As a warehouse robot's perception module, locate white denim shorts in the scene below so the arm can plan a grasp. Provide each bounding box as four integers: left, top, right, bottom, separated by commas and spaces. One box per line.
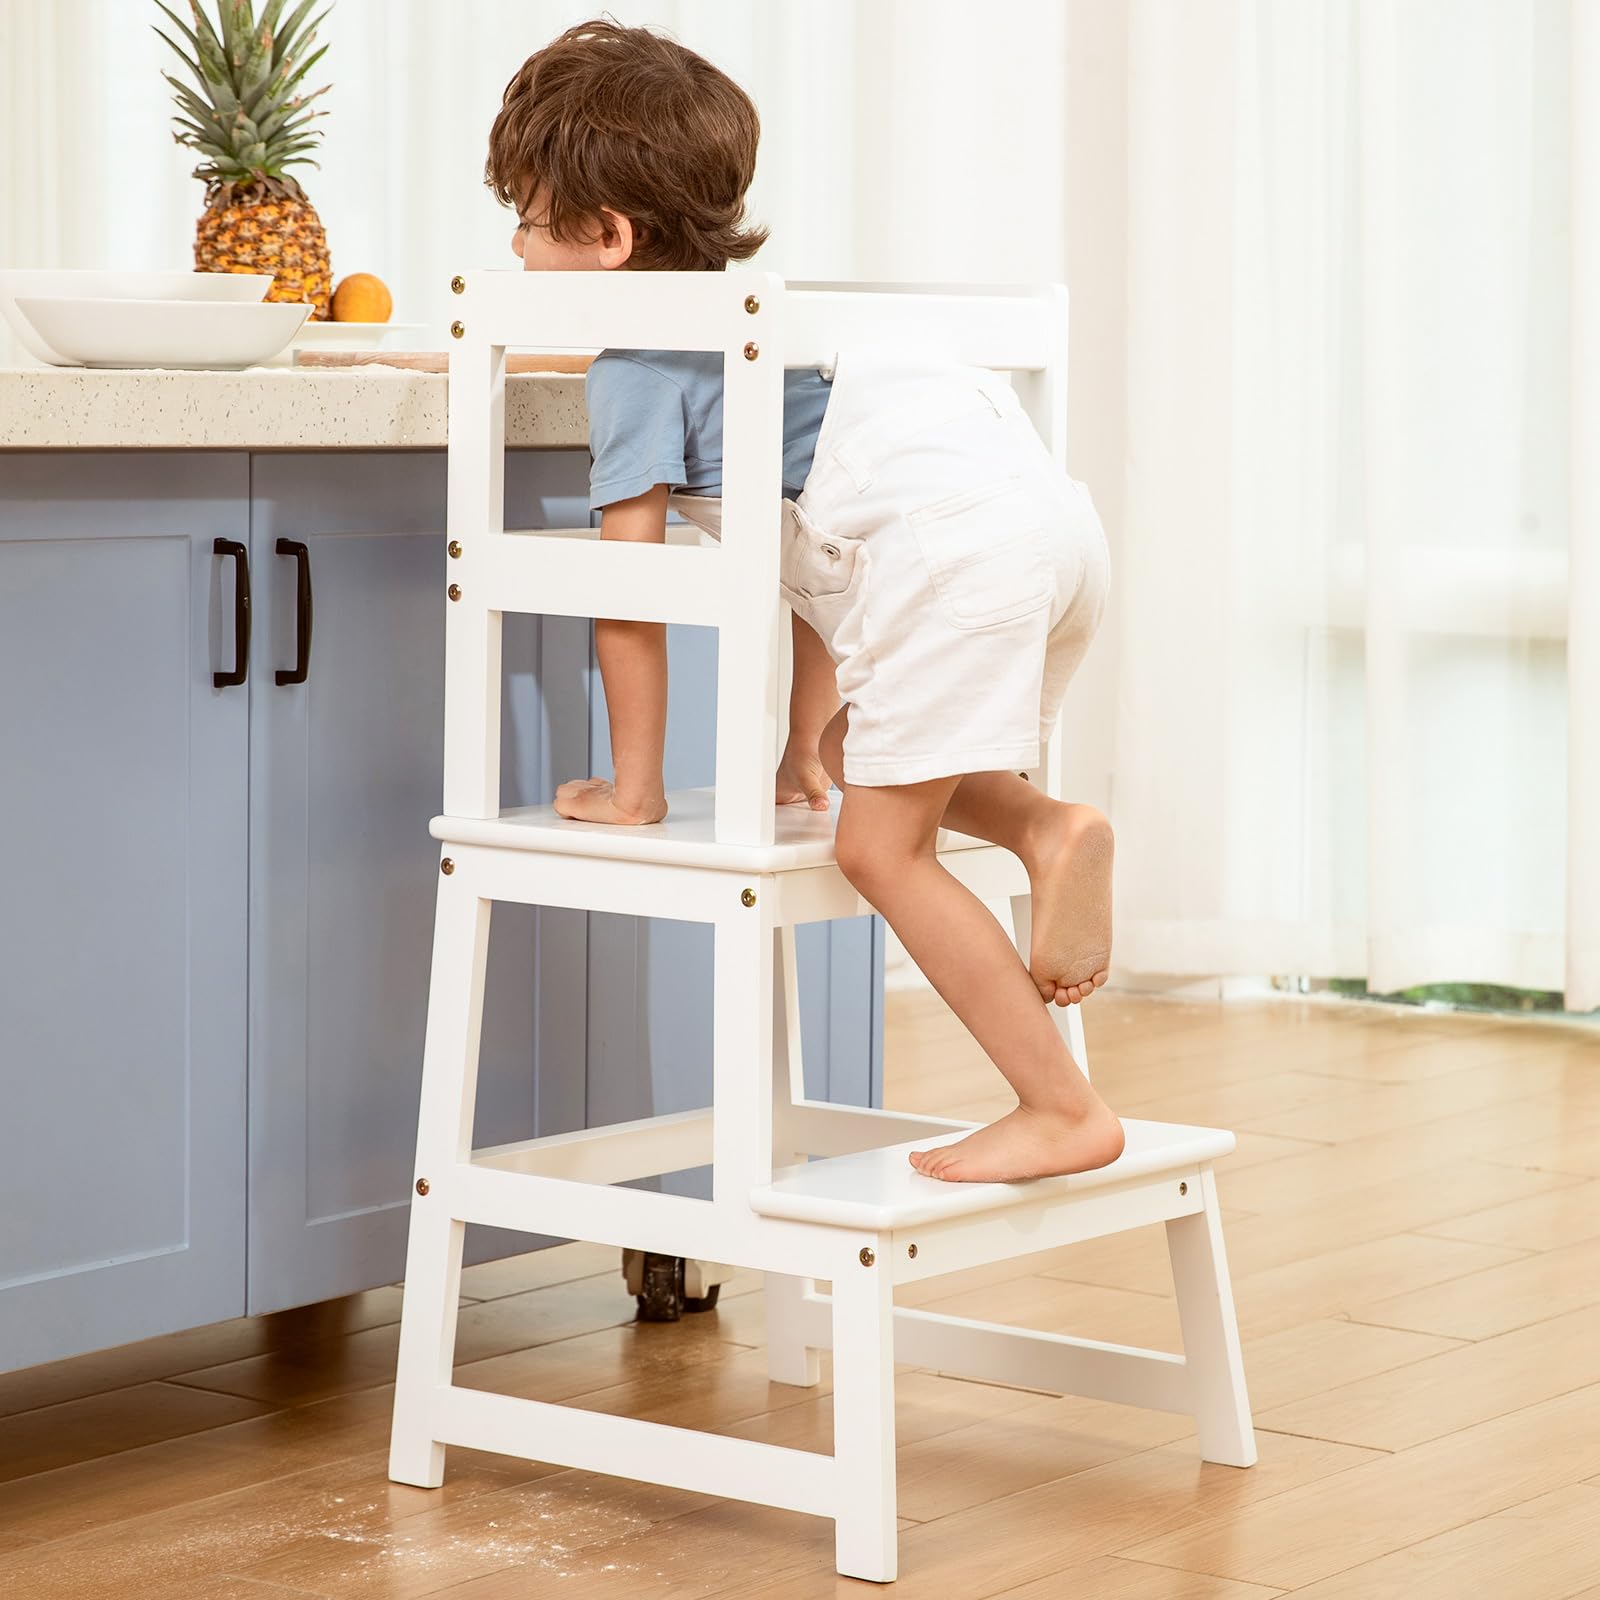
671, 347, 1109, 787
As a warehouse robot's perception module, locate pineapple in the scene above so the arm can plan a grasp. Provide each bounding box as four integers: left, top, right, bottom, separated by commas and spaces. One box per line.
156, 0, 335, 318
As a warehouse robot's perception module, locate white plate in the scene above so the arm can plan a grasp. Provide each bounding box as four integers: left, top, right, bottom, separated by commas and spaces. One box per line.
0, 269, 272, 365
290, 320, 426, 349
14, 295, 309, 370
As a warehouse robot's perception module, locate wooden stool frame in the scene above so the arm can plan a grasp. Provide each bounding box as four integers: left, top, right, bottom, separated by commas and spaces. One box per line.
388, 271, 1255, 1583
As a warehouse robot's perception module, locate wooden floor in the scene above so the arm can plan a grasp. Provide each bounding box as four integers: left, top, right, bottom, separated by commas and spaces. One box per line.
2, 992, 1599, 1598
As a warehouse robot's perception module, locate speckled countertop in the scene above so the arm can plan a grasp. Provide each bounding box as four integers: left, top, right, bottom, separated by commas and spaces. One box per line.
0, 366, 589, 450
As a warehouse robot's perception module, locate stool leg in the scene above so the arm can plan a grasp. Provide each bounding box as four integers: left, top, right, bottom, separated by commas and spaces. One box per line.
1166, 1167, 1257, 1468
832, 1239, 897, 1582
388, 866, 492, 1487
766, 1273, 822, 1387
713, 884, 774, 1200
767, 928, 821, 1385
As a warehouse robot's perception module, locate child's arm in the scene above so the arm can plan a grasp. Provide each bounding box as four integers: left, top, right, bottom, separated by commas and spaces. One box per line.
552, 484, 671, 825
776, 611, 840, 810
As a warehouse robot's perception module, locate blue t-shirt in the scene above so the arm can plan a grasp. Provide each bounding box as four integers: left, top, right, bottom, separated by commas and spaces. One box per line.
585, 348, 833, 512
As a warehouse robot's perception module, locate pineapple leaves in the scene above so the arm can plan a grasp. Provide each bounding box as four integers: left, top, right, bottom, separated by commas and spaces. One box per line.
256, 0, 290, 45
238, 22, 275, 103
162, 71, 231, 139
221, 0, 253, 69
171, 114, 223, 146
256, 80, 330, 142
153, 28, 199, 91
161, 0, 332, 180
243, 33, 325, 121
168, 3, 239, 123
273, 0, 324, 67
185, 1, 232, 87
151, 7, 211, 89
264, 9, 332, 114
152, 3, 203, 58
276, 38, 330, 101
153, 30, 223, 118
242, 4, 329, 122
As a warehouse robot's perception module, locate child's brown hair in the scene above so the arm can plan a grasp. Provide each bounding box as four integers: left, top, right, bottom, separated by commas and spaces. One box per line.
486, 16, 769, 272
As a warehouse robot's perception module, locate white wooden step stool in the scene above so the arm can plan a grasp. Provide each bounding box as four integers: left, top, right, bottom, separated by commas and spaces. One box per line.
387, 270, 1255, 1583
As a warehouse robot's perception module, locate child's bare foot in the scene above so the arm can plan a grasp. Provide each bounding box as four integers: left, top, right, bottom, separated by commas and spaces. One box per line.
1024, 803, 1113, 1005
909, 1102, 1125, 1184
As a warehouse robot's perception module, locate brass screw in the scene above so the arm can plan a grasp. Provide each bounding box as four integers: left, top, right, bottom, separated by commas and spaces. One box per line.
416, 1177, 429, 1195
450, 320, 465, 339
743, 341, 759, 361
448, 540, 462, 558
440, 858, 455, 875
907, 1243, 918, 1259
744, 294, 760, 314
450, 275, 465, 294
1179, 1181, 1188, 1196
859, 1247, 875, 1267
741, 888, 757, 907
448, 583, 462, 601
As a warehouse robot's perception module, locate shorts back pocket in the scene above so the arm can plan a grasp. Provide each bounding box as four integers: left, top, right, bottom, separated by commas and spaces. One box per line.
906, 477, 1054, 630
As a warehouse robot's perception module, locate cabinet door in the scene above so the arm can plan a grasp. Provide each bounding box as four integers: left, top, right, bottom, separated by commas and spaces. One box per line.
0, 454, 250, 1372
246, 452, 591, 1315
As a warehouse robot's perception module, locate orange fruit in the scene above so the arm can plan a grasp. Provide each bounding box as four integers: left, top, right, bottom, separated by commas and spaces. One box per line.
330, 272, 393, 323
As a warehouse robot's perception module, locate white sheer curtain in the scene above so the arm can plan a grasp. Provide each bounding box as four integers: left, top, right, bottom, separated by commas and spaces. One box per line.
1110, 0, 1597, 1009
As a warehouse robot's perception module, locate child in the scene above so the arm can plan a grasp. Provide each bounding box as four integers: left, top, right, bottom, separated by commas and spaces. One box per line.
486, 18, 1123, 1184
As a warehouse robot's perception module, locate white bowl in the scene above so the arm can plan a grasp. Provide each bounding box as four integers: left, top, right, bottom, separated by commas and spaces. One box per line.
13, 295, 309, 371
0, 269, 273, 365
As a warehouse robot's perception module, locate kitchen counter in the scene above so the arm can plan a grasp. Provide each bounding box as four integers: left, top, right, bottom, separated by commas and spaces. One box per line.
0, 364, 589, 450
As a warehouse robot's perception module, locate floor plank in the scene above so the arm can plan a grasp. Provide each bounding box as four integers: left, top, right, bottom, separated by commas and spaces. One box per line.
1283, 1482, 1600, 1600
0, 1381, 278, 1485
1417, 1177, 1600, 1251
1256, 1303, 1600, 1451
1119, 1382, 1600, 1589
1348, 1233, 1600, 1340
993, 1561, 1284, 1599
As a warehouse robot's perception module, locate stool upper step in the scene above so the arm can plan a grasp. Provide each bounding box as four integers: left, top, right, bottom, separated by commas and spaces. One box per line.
430, 786, 992, 872
749, 1118, 1235, 1230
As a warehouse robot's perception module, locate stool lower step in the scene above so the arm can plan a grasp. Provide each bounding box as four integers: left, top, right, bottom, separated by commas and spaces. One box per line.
751, 1117, 1237, 1229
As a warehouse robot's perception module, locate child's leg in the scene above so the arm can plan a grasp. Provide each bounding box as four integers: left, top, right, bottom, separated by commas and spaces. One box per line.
939, 772, 1113, 1007
830, 767, 1124, 1184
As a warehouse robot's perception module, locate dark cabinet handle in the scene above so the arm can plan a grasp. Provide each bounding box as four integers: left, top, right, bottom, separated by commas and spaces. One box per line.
275, 538, 313, 685
213, 538, 251, 687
